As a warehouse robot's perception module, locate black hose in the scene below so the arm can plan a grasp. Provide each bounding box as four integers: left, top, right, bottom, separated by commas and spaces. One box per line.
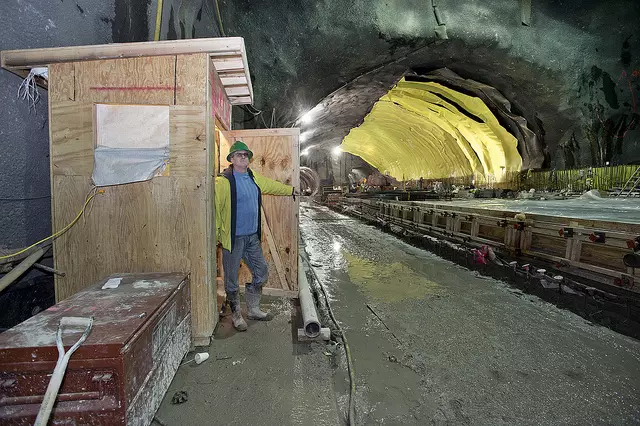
300, 249, 356, 426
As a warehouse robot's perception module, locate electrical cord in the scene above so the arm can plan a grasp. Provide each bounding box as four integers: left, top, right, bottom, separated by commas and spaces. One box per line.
0, 188, 103, 261
153, 0, 163, 41
214, 0, 226, 37
300, 249, 356, 426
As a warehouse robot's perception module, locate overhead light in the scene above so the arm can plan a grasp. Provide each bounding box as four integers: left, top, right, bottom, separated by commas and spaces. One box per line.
332, 146, 342, 156
300, 131, 313, 142
300, 105, 323, 125
300, 145, 316, 156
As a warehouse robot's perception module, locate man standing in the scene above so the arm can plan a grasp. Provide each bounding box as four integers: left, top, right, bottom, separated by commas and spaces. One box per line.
216, 141, 295, 331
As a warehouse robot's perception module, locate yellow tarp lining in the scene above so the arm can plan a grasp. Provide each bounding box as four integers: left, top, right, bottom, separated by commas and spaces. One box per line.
341, 78, 522, 182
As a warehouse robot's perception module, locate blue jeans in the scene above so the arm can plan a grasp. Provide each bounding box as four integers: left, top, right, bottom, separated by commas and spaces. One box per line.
222, 233, 269, 295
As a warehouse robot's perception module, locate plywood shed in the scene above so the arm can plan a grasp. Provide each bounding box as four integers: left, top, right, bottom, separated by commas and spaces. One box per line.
1, 38, 298, 347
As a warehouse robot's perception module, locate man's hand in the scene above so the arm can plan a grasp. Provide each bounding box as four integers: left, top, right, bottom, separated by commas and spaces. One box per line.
292, 187, 300, 200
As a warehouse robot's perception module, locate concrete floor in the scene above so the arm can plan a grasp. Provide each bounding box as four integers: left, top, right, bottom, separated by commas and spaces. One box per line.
156, 201, 640, 425
301, 202, 640, 425
154, 297, 340, 426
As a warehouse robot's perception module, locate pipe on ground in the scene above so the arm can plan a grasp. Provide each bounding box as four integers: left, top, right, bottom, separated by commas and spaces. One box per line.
0, 247, 45, 293
298, 255, 321, 338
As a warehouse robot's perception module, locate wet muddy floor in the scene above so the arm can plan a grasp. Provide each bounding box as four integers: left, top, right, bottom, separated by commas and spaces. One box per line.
300, 202, 640, 425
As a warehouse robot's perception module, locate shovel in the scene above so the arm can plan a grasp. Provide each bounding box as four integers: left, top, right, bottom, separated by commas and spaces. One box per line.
34, 316, 94, 426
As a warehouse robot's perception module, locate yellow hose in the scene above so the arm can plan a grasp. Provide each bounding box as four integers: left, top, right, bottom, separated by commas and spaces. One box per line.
0, 190, 103, 261
154, 0, 164, 41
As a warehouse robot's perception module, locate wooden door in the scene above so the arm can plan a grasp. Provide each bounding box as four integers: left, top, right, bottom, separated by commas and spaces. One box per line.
219, 129, 300, 296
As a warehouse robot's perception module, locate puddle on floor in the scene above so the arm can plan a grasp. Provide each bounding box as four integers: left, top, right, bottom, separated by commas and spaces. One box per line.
343, 251, 442, 302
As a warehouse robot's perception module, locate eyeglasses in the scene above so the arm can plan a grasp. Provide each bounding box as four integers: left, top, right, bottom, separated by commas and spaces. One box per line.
233, 152, 250, 158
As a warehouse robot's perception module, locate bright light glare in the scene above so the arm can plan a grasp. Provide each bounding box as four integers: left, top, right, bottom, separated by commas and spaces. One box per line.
300, 131, 312, 142
300, 145, 316, 156
332, 146, 342, 156
300, 105, 323, 124
332, 241, 341, 253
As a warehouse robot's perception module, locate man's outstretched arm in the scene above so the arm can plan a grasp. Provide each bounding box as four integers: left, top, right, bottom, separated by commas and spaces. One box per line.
254, 172, 297, 196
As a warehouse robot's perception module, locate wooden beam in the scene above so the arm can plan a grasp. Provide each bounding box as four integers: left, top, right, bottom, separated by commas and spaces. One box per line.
261, 206, 290, 291
211, 59, 245, 72
219, 76, 248, 86
238, 284, 297, 299
1, 37, 245, 68
225, 86, 251, 97
229, 96, 253, 105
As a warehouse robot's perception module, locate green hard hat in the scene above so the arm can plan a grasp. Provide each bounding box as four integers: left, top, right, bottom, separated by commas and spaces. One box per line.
227, 140, 253, 162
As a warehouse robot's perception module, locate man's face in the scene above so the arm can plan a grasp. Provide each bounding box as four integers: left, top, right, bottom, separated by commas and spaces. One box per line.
230, 150, 250, 168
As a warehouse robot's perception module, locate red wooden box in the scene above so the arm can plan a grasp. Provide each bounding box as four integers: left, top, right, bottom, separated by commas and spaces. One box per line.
0, 272, 191, 425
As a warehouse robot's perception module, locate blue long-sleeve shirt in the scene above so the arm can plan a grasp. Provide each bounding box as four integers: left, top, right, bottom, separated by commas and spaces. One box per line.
233, 170, 259, 236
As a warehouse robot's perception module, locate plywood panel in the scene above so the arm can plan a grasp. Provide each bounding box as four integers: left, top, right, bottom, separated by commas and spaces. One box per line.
580, 242, 628, 273
170, 106, 207, 176
52, 176, 213, 341
530, 234, 566, 257
74, 56, 176, 105
176, 53, 207, 106
218, 129, 232, 172
478, 224, 505, 243
49, 62, 75, 102
51, 102, 94, 176
223, 129, 300, 291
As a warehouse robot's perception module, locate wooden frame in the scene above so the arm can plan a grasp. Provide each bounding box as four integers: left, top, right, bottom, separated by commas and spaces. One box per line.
45, 53, 218, 347
0, 38, 254, 105
345, 198, 639, 290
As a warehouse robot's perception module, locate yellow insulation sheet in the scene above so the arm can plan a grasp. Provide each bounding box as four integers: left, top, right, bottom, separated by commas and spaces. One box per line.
341, 78, 522, 181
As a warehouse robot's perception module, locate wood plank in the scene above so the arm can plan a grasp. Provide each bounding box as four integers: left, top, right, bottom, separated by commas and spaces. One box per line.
261, 206, 289, 290
225, 86, 251, 97
169, 106, 207, 176
210, 57, 244, 72
48, 63, 75, 102
228, 96, 253, 105
50, 102, 94, 176
238, 284, 297, 299
580, 242, 628, 273
219, 76, 247, 86
175, 53, 207, 106
52, 176, 101, 300
216, 127, 230, 174
1, 37, 245, 68
74, 56, 176, 105
206, 58, 218, 329
477, 224, 505, 243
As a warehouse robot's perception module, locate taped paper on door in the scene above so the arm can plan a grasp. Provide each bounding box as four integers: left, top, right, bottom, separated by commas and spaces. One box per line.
92, 104, 170, 187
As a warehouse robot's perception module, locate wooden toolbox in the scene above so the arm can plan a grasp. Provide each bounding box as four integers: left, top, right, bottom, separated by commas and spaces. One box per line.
0, 272, 191, 425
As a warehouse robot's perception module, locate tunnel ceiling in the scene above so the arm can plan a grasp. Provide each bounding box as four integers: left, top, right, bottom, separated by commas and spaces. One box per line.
341, 75, 524, 182
217, 0, 640, 175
